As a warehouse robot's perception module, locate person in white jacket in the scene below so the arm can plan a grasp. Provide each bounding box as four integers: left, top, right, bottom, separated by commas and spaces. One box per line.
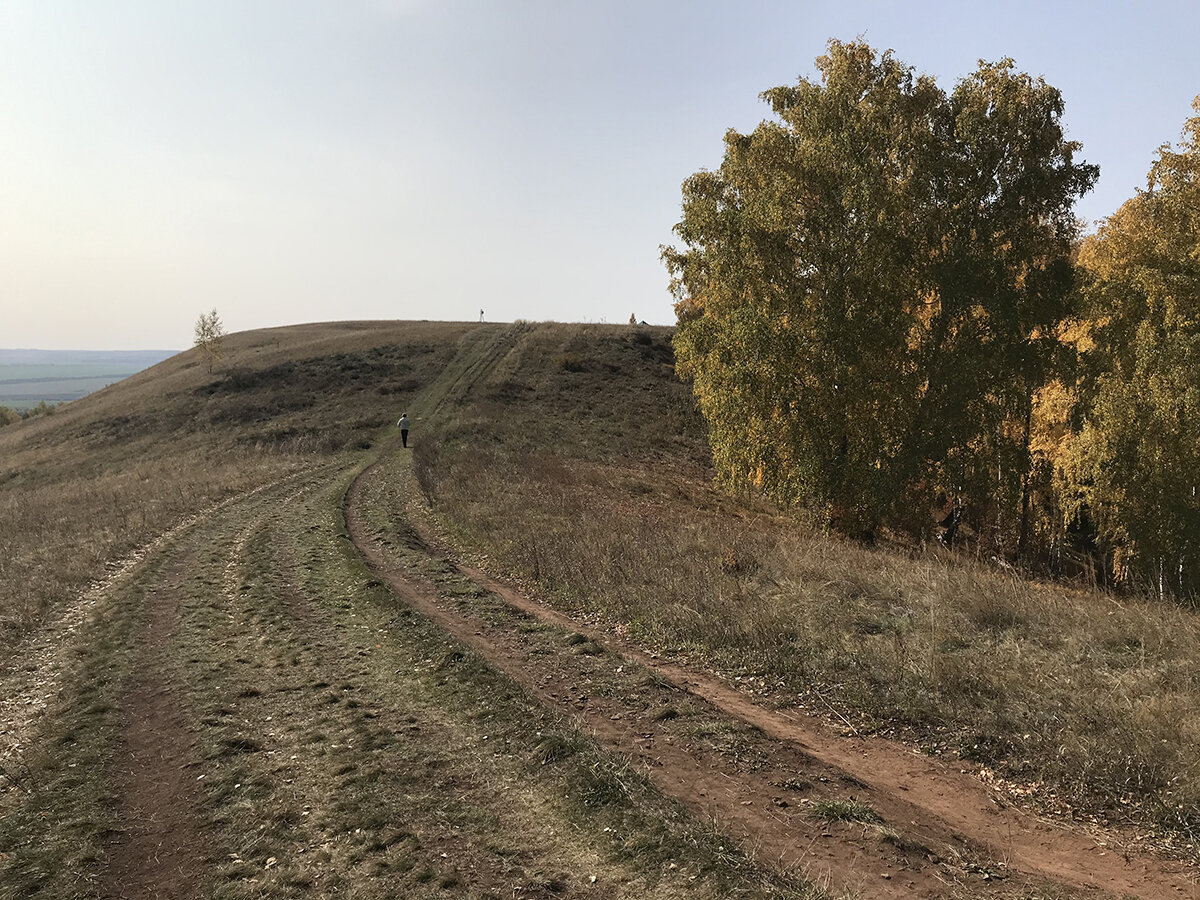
397, 413, 410, 448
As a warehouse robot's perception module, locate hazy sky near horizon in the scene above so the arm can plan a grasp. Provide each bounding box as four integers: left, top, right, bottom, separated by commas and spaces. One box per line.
3, 1, 1199, 350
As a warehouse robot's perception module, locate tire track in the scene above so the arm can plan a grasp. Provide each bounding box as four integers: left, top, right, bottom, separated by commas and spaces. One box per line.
99, 467, 343, 900
101, 544, 211, 900
345, 458, 972, 899
425, 322, 531, 416
0, 467, 328, 806
345, 448, 1199, 900
445, 557, 1198, 899
158, 462, 799, 899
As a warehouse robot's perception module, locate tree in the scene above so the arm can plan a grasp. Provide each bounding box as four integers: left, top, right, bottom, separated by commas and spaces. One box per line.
665, 40, 1096, 542
1064, 100, 1200, 596
194, 309, 226, 372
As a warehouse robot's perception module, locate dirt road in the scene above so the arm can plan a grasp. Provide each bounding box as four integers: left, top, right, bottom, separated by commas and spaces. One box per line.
345, 443, 1199, 900
1, 460, 808, 899
2, 326, 1196, 897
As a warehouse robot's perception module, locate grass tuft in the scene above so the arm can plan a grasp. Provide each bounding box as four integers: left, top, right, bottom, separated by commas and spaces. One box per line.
807, 799, 883, 824
534, 732, 585, 766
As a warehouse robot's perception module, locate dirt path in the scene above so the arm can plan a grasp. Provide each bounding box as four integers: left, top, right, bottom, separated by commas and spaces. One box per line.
345, 448, 1199, 900
9, 410, 1195, 898
454, 557, 1196, 898
93, 472, 337, 899
0, 472, 318, 804
101, 548, 209, 900
425, 322, 532, 416
6, 455, 818, 899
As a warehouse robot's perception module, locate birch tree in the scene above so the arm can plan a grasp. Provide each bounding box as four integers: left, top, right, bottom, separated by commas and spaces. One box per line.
666, 40, 1096, 542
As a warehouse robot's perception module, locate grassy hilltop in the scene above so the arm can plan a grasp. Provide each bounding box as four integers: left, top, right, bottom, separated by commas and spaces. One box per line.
2, 320, 1198, 897
0, 322, 469, 647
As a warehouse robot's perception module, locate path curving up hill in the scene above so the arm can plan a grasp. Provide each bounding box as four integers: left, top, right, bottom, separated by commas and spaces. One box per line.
345, 436, 1197, 900
1, 321, 1196, 899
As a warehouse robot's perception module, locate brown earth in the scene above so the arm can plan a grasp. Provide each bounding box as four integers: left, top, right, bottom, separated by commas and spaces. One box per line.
101, 549, 209, 900
345, 449, 1200, 900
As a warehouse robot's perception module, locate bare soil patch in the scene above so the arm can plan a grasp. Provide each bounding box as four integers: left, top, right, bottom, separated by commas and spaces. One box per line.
101, 549, 210, 900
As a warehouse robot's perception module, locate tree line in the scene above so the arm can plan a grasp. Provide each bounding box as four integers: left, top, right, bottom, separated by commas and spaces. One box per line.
0, 402, 55, 427
665, 40, 1200, 601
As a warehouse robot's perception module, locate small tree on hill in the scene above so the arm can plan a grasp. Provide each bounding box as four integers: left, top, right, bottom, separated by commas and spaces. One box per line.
194, 309, 225, 372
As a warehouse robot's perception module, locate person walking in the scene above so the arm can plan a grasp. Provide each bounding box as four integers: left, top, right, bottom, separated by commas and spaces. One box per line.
397, 413, 410, 448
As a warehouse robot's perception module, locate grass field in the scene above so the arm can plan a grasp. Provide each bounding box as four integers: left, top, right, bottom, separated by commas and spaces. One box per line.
1, 319, 1197, 898
408, 324, 1200, 855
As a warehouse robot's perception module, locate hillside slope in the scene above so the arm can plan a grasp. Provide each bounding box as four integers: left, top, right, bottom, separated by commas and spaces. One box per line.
0, 321, 1196, 899
412, 326, 1200, 850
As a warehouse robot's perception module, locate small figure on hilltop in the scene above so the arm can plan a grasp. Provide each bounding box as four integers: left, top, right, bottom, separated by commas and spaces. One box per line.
479, 309, 484, 323
397, 412, 411, 448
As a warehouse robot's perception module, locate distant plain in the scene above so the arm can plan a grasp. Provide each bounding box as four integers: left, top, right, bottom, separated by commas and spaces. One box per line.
0, 349, 176, 409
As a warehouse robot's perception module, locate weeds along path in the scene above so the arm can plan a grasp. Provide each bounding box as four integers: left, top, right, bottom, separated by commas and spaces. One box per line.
2, 450, 821, 899
346, 444, 1199, 900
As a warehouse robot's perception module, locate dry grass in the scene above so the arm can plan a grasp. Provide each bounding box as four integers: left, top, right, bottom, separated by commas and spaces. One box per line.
412, 323, 1200, 852
0, 451, 297, 642
807, 799, 883, 824
0, 320, 851, 898
0, 321, 468, 655
8, 318, 1200, 858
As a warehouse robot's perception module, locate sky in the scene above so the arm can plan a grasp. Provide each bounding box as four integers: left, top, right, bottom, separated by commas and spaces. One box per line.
2, 1, 1198, 350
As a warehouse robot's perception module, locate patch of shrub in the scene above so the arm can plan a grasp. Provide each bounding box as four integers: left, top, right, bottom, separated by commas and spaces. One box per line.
555, 353, 586, 373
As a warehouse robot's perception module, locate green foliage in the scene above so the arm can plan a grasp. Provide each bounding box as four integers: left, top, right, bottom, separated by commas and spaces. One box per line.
21, 401, 57, 420
1065, 100, 1200, 597
665, 40, 1096, 539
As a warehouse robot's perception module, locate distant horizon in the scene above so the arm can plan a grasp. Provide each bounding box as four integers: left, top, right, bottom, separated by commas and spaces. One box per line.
2, 316, 674, 354
0, 347, 180, 409
0, 348, 181, 359
0, 347, 181, 353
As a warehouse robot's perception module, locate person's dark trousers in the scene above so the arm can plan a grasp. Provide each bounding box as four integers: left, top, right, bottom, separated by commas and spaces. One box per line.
401, 429, 409, 447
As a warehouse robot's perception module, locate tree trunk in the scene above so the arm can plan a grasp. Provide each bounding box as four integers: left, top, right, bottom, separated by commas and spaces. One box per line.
1016, 391, 1034, 562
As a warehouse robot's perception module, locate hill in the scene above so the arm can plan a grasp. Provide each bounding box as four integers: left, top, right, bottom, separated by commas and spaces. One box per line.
0, 321, 1196, 899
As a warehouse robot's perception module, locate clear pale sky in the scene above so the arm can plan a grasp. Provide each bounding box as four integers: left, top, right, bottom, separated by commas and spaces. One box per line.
3, 1, 1198, 350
